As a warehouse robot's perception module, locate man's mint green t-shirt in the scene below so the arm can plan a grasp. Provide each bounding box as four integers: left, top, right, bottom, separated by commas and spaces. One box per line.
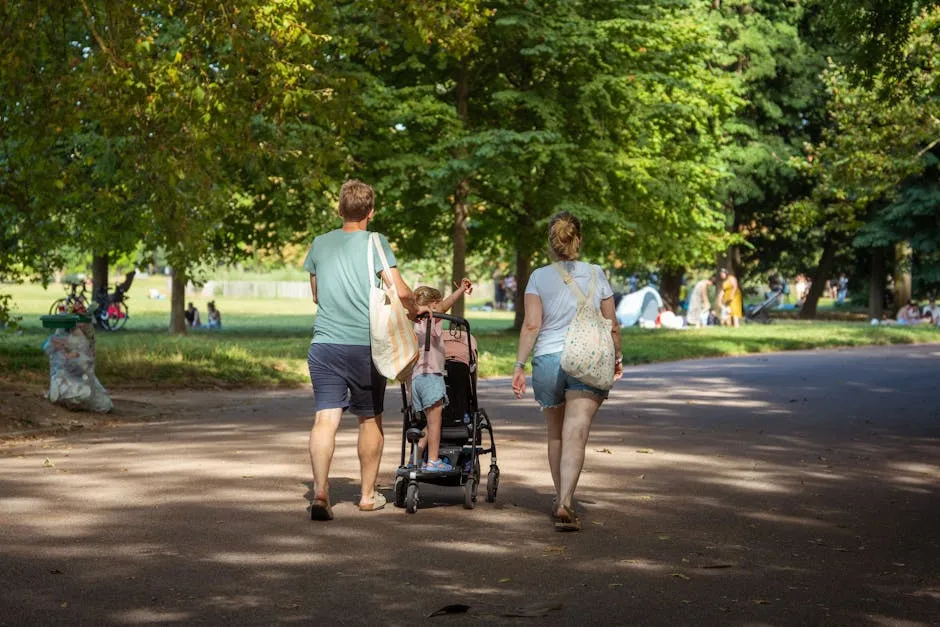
303, 229, 397, 345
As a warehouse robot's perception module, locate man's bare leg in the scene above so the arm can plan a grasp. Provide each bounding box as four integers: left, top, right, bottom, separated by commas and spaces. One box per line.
357, 414, 384, 507
310, 408, 343, 509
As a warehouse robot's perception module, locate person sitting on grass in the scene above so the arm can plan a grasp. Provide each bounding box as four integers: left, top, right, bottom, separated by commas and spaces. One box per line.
185, 302, 201, 328
896, 301, 921, 325
412, 280, 473, 472
206, 301, 222, 329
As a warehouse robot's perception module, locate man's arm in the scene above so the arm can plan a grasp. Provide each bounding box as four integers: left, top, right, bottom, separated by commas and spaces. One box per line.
381, 267, 428, 319
309, 274, 318, 305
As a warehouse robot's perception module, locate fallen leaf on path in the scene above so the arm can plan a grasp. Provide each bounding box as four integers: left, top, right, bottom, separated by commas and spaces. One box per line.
657, 535, 671, 541
609, 583, 623, 588
595, 448, 613, 454
428, 604, 470, 618
670, 573, 690, 580
543, 545, 567, 553
42, 458, 55, 468
242, 475, 254, 479
636, 448, 654, 454
498, 578, 511, 583
638, 474, 645, 479
591, 521, 604, 526
639, 495, 654, 501
502, 601, 563, 617
753, 599, 770, 605
50, 569, 62, 575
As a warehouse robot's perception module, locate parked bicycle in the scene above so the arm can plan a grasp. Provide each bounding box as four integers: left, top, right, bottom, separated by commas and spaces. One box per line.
50, 281, 90, 315
50, 271, 133, 331
93, 271, 134, 332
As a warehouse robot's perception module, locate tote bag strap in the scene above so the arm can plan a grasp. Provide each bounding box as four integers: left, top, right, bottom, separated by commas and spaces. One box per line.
367, 232, 394, 287
553, 262, 587, 304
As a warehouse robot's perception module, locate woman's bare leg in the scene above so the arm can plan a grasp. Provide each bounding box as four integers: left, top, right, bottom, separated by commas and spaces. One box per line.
555, 393, 602, 516
544, 404, 565, 499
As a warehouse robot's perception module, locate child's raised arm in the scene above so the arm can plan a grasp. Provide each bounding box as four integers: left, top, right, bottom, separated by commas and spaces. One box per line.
439, 279, 473, 313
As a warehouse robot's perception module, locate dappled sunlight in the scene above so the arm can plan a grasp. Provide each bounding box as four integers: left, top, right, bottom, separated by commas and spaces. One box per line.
1, 347, 938, 624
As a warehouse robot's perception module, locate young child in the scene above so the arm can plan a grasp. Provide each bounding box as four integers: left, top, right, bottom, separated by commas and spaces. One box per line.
413, 279, 473, 472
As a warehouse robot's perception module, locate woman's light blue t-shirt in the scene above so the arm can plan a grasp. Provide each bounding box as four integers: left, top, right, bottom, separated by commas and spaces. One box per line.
303, 229, 396, 345
525, 261, 614, 357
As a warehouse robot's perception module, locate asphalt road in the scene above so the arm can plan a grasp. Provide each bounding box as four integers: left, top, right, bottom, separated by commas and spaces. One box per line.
2, 344, 938, 626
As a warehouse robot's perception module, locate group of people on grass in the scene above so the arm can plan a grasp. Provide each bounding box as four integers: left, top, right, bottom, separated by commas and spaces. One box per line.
893, 298, 939, 326
184, 301, 221, 330
684, 268, 744, 328
304, 180, 620, 531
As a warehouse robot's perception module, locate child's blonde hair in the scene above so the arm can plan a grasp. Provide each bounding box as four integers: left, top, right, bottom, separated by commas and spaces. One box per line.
414, 286, 443, 307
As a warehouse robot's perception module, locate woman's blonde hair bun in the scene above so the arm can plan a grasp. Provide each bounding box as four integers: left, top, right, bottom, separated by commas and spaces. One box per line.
549, 211, 582, 260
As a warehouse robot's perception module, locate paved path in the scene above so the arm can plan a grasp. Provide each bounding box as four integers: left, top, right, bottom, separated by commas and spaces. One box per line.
2, 345, 938, 625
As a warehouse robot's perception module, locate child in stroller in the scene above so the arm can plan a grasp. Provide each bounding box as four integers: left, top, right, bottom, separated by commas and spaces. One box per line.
394, 306, 500, 514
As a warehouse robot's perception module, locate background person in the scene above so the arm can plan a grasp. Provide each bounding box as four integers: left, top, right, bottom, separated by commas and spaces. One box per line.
719, 268, 743, 327
185, 302, 201, 328
686, 278, 712, 328
206, 301, 221, 329
304, 179, 425, 521
511, 211, 623, 532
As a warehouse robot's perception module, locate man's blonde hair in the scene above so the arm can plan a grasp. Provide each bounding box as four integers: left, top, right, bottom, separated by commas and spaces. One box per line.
338, 179, 374, 221
414, 286, 443, 307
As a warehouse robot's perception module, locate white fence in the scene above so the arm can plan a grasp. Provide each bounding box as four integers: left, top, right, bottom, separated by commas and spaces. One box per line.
197, 281, 312, 299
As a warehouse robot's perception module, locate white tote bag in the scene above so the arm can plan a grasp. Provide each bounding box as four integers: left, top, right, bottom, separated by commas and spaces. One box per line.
368, 233, 419, 381
555, 263, 615, 390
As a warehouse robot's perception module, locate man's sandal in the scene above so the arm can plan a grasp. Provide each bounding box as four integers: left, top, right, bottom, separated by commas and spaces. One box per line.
358, 492, 387, 512
310, 498, 334, 521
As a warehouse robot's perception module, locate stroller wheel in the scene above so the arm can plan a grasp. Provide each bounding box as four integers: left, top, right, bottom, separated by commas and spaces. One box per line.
486, 467, 500, 503
405, 482, 419, 514
464, 477, 477, 510
394, 476, 406, 508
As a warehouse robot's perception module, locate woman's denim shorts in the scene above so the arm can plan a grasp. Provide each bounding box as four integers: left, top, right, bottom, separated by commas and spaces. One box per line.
532, 352, 609, 409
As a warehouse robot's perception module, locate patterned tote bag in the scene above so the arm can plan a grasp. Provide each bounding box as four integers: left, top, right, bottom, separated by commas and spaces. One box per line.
554, 263, 615, 390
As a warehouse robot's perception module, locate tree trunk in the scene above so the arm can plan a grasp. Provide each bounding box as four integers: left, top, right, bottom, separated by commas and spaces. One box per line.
512, 247, 533, 331
451, 179, 469, 319
92, 253, 109, 304
169, 268, 187, 334
893, 241, 912, 307
799, 235, 838, 319
869, 248, 886, 320
659, 266, 684, 311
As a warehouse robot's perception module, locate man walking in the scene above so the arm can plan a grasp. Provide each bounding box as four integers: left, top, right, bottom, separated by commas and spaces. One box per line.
303, 180, 423, 520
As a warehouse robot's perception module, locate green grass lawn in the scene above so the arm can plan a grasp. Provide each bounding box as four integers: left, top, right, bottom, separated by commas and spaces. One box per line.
1, 279, 937, 389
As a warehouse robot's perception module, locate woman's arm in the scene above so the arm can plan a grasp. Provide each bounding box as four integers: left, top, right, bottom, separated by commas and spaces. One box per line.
600, 296, 624, 381
512, 293, 543, 398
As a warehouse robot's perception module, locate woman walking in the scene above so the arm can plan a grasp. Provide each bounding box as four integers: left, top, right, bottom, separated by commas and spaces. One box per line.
511, 212, 623, 531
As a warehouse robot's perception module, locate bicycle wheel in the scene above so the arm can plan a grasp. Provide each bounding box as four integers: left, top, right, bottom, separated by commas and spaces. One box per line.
49, 298, 69, 315
106, 301, 129, 331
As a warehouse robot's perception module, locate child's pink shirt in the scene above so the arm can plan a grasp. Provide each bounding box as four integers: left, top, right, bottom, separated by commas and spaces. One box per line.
413, 319, 445, 376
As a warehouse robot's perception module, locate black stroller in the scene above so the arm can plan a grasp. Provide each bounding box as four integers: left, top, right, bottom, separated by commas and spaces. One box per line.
745, 289, 781, 324
393, 313, 500, 514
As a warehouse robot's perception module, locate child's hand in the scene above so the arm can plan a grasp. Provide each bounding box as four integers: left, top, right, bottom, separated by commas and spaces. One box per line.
457, 278, 473, 295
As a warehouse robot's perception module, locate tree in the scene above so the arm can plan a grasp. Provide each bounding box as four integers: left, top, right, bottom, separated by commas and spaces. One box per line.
791, 7, 940, 316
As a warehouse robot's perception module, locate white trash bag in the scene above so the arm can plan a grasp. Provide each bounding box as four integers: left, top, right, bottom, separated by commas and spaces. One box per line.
42, 323, 112, 413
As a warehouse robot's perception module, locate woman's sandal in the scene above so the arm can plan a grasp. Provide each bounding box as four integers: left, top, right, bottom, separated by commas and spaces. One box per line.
553, 504, 582, 532
310, 498, 333, 521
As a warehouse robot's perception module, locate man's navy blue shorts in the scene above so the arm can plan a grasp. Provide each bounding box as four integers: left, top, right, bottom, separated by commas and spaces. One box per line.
307, 343, 386, 416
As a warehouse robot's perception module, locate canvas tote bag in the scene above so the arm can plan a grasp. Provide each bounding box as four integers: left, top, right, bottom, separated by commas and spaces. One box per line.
554, 263, 615, 390
368, 233, 419, 381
